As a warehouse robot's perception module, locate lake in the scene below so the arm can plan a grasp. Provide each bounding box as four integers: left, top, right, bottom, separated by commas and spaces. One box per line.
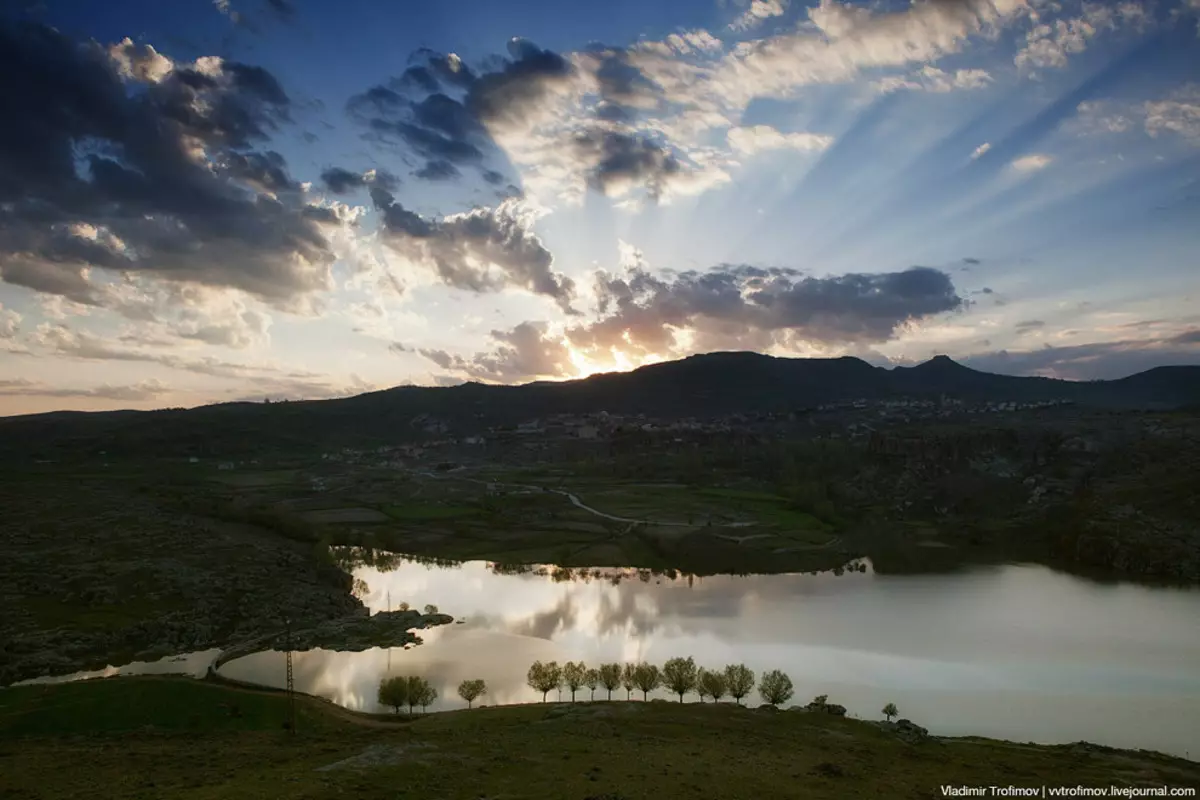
25, 557, 1200, 758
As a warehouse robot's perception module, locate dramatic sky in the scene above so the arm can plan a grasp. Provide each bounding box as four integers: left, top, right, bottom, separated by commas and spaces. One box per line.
1, 0, 1198, 415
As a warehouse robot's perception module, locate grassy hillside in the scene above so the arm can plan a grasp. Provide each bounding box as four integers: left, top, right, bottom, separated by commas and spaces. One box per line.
2, 677, 1197, 799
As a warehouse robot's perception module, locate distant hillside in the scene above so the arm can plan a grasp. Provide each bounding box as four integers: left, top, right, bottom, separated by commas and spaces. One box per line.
2, 352, 1199, 459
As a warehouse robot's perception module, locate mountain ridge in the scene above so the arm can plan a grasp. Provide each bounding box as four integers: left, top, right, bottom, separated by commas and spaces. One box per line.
2, 352, 1198, 459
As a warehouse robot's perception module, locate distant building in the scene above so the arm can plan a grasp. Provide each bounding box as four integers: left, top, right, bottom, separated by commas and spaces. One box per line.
218, 462, 234, 471
575, 425, 599, 440
188, 456, 199, 464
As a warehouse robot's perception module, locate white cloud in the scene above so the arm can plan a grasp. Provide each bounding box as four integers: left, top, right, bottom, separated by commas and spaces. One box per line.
1014, 2, 1148, 72
727, 124, 834, 155
1011, 153, 1054, 171
0, 303, 20, 338
877, 65, 993, 93
971, 142, 993, 159
1144, 85, 1200, 143
729, 0, 789, 31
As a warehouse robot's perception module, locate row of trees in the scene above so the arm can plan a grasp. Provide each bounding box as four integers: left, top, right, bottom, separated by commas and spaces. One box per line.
382, 664, 903, 719
379, 676, 492, 714
527, 658, 798, 706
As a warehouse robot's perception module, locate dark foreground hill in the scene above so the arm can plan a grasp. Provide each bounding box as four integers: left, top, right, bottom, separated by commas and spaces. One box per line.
2, 352, 1199, 459
2, 677, 1197, 799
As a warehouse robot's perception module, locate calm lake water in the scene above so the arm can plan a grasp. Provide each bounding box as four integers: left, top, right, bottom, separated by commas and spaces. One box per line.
23, 558, 1200, 758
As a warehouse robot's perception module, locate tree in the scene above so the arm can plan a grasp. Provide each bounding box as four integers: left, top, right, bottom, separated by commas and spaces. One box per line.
598, 663, 623, 700
621, 663, 636, 700
882, 702, 898, 722
584, 667, 600, 701
398, 601, 410, 612
562, 661, 587, 702
724, 664, 755, 705
527, 660, 563, 702
423, 603, 439, 615
698, 668, 727, 704
378, 675, 408, 714
414, 679, 438, 713
662, 656, 698, 703
758, 670, 794, 707
632, 662, 661, 701
458, 679, 487, 709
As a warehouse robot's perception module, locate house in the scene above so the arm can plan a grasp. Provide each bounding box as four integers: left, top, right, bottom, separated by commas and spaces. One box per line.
575, 425, 599, 440
218, 462, 234, 471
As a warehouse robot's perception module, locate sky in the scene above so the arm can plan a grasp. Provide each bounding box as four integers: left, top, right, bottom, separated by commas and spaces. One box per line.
0, 0, 1198, 415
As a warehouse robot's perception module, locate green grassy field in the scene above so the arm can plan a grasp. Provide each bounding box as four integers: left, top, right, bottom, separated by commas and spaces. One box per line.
1, 677, 1196, 800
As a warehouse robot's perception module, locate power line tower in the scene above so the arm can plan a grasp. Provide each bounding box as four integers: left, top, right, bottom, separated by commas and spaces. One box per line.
284, 617, 295, 734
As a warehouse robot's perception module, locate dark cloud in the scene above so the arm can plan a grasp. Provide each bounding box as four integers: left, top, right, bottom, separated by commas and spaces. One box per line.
481, 169, 507, 185
319, 166, 399, 194
0, 21, 348, 307
346, 40, 572, 182
574, 130, 681, 199
1014, 319, 1045, 333
570, 265, 964, 357
962, 257, 982, 265
263, 0, 294, 17
370, 190, 576, 311
963, 335, 1200, 380
414, 321, 573, 383
414, 159, 462, 181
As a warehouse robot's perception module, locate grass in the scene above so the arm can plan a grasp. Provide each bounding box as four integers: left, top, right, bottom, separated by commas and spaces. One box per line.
2, 677, 1197, 800
380, 503, 481, 521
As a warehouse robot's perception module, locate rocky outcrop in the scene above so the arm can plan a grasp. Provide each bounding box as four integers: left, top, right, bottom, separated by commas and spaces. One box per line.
878, 718, 929, 743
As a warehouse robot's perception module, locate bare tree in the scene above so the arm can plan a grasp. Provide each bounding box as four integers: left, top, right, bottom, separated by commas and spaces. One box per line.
378, 675, 408, 714
758, 670, 794, 707
598, 663, 622, 700
662, 656, 698, 703
698, 668, 727, 704
562, 661, 587, 702
527, 660, 563, 702
584, 667, 600, 701
632, 662, 661, 701
457, 679, 487, 709
723, 664, 755, 705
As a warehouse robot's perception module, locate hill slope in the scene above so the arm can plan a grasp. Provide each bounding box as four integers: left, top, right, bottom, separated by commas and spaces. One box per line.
2, 352, 1198, 458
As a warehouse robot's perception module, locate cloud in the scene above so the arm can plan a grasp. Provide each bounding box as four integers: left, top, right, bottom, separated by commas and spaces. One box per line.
1144, 84, 1200, 143
0, 303, 20, 338
0, 21, 355, 309
414, 321, 574, 382
567, 263, 965, 360
1014, 2, 1147, 73
370, 190, 576, 311
963, 333, 1200, 380
877, 65, 993, 93
0, 378, 170, 401
729, 0, 789, 31
1011, 153, 1053, 171
1014, 319, 1045, 332
414, 159, 462, 181
726, 125, 833, 155
319, 166, 400, 194
971, 142, 993, 159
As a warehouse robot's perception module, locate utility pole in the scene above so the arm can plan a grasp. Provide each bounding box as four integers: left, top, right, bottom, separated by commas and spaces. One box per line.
285, 617, 295, 735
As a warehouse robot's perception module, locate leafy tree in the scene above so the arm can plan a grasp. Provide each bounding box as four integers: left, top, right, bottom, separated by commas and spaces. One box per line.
423, 603, 439, 615
662, 656, 698, 703
758, 670, 794, 707
723, 664, 755, 705
598, 663, 623, 700
584, 667, 600, 701
413, 679, 438, 713
621, 663, 636, 700
457, 679, 487, 709
527, 660, 563, 702
698, 668, 727, 704
378, 675, 408, 714
562, 661, 587, 702
632, 662, 661, 701
398, 601, 410, 612
405, 676, 429, 715
882, 702, 898, 722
